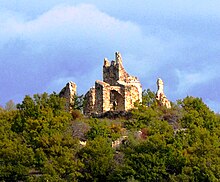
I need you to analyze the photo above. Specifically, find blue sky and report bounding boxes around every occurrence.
[0,0,220,112]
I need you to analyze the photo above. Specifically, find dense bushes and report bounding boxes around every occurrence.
[1,92,220,181]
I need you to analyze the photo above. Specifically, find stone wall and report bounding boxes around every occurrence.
[59,54,171,115]
[84,52,142,116]
[59,81,77,112]
[84,87,95,114]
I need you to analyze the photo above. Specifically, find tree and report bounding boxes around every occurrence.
[10,93,83,180]
[142,89,157,107]
[125,105,160,130]
[2,92,220,181]
[72,94,84,111]
[86,119,111,140]
[86,119,121,140]
[0,109,34,181]
[110,120,186,181]
[5,100,16,111]
[78,137,115,182]
[173,96,220,181]
[180,96,217,130]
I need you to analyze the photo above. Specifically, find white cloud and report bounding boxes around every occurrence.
[175,66,219,96]
[0,3,158,104]
[95,0,220,19]
[0,1,220,112]
[0,3,156,61]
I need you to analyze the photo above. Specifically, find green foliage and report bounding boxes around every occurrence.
[0,93,83,181]
[0,110,34,181]
[72,94,84,111]
[86,119,110,139]
[112,120,181,181]
[12,93,69,133]
[180,96,217,130]
[110,96,220,181]
[1,93,220,181]
[142,89,157,107]
[125,105,160,130]
[79,137,114,181]
[70,94,84,120]
[86,118,121,140]
[172,125,220,181]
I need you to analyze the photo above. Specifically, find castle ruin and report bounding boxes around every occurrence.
[84,52,142,115]
[156,78,171,108]
[59,81,77,112]
[59,53,171,114]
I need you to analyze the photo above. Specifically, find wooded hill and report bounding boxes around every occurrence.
[1,90,220,181]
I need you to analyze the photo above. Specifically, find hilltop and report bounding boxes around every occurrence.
[1,90,220,181]
[1,52,220,181]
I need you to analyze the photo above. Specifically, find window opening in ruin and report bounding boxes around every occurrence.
[110,90,124,111]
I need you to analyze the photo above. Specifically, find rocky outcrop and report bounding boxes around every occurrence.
[156,78,171,108]
[59,81,77,112]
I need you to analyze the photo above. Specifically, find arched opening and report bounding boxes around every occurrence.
[110,90,124,111]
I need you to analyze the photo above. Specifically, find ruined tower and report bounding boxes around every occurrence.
[59,81,77,112]
[84,52,142,115]
[156,78,171,108]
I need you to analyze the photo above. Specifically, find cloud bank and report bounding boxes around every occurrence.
[0,1,220,112]
[0,4,149,104]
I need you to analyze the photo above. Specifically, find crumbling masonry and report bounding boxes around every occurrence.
[156,78,171,108]
[84,52,142,115]
[59,52,172,114]
[59,81,77,112]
